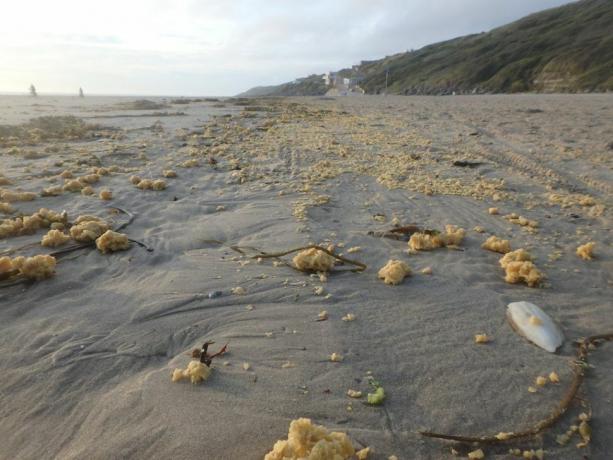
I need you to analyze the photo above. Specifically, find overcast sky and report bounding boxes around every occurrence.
[0,0,575,96]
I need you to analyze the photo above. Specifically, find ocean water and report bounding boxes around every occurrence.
[0,95,237,130]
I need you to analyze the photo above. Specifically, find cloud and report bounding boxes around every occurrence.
[0,0,576,95]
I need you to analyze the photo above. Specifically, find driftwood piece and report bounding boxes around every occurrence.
[368,225,427,241]
[201,240,367,273]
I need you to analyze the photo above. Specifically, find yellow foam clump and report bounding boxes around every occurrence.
[549,371,560,383]
[377,259,411,285]
[81,186,95,196]
[69,216,110,242]
[408,225,465,251]
[482,235,511,254]
[136,179,152,189]
[152,179,167,190]
[3,254,57,280]
[41,186,63,197]
[264,418,355,460]
[500,248,532,266]
[0,202,14,214]
[1,208,67,239]
[180,159,199,168]
[576,242,595,260]
[504,213,538,228]
[95,230,130,253]
[474,334,490,344]
[78,173,100,185]
[41,229,71,247]
[171,360,211,384]
[292,248,336,272]
[92,167,109,176]
[499,249,543,287]
[63,179,84,192]
[136,178,167,191]
[442,224,466,246]
[501,261,543,287]
[0,256,16,279]
[408,232,443,251]
[0,189,37,202]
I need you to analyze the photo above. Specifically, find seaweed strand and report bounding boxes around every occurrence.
[420,333,613,444]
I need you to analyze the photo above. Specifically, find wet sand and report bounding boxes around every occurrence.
[0,94,611,459]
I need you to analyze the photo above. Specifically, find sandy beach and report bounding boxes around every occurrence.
[0,94,611,459]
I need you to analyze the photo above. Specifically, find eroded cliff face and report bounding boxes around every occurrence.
[534,57,582,93]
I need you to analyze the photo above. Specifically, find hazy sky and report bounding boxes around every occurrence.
[0,0,575,96]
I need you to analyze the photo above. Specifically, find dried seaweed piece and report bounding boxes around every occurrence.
[367,225,425,241]
[1,208,139,288]
[420,332,613,445]
[453,160,483,168]
[191,341,228,367]
[255,244,366,273]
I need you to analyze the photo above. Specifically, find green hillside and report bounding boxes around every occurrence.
[239,0,613,96]
[239,74,326,97]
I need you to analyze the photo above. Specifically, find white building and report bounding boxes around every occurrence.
[323,72,342,86]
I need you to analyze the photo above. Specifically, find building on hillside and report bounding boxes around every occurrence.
[343,76,364,88]
[324,70,365,95]
[323,72,341,86]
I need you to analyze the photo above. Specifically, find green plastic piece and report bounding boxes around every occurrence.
[367,386,386,405]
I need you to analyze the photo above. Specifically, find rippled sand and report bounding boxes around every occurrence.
[0,94,611,459]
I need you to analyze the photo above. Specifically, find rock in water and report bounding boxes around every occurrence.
[507,301,564,353]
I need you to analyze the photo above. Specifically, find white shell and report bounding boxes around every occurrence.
[507,301,564,353]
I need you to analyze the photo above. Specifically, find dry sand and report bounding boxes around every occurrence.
[0,94,611,459]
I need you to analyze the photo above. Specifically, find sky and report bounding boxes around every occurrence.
[0,0,576,96]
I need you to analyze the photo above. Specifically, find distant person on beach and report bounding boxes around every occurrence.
[29,84,37,97]
[79,87,84,97]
